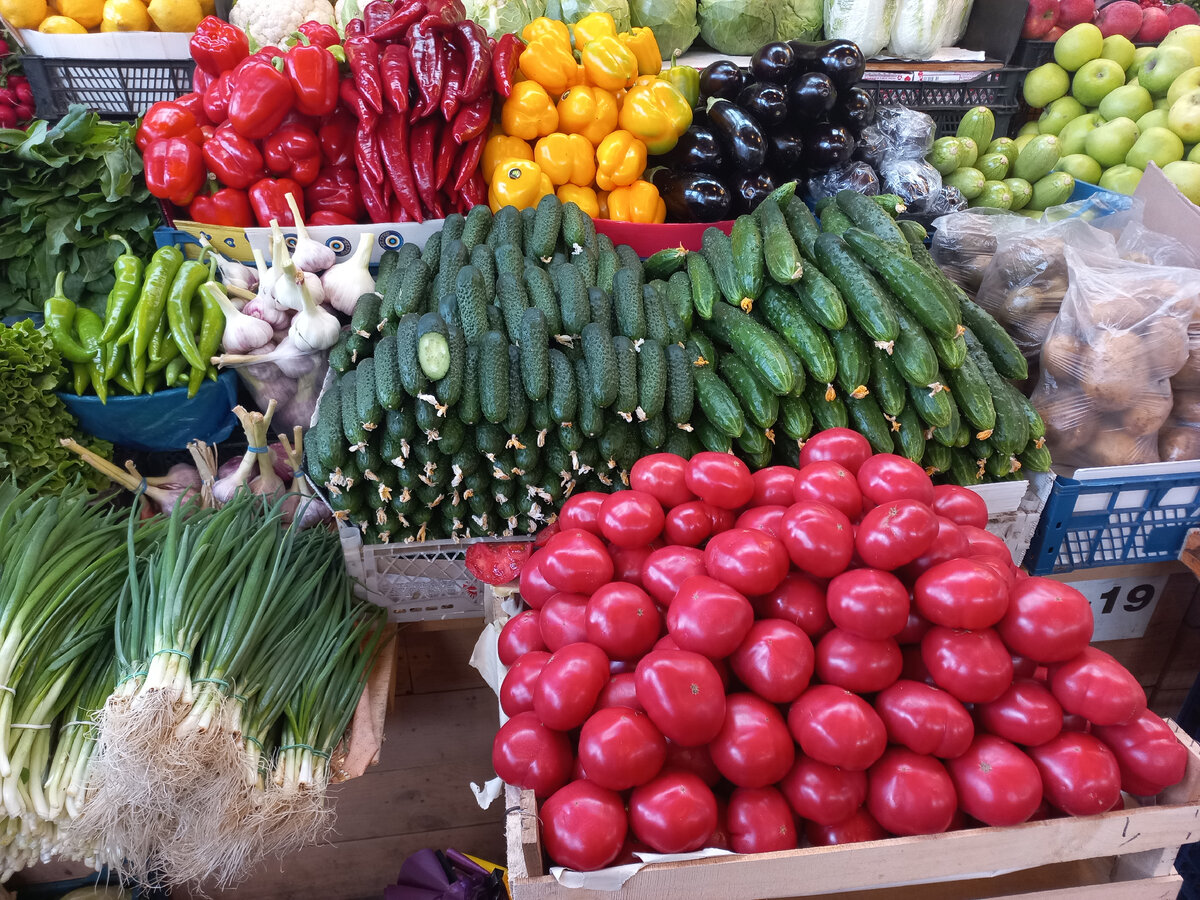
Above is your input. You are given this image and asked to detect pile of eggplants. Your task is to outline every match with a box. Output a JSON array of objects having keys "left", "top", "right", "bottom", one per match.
[{"left": 648, "top": 38, "right": 876, "bottom": 222}]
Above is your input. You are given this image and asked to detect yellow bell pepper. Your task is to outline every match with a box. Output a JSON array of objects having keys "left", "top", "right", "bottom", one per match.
[
  {"left": 483, "top": 134, "right": 534, "bottom": 185},
  {"left": 581, "top": 35, "right": 638, "bottom": 93},
  {"left": 571, "top": 11, "right": 616, "bottom": 50},
  {"left": 595, "top": 130, "right": 647, "bottom": 192},
  {"left": 607, "top": 180, "right": 666, "bottom": 223},
  {"left": 557, "top": 85, "right": 619, "bottom": 147},
  {"left": 597, "top": 190, "right": 609, "bottom": 218},
  {"left": 557, "top": 184, "right": 601, "bottom": 219},
  {"left": 618, "top": 80, "right": 693, "bottom": 155},
  {"left": 619, "top": 27, "right": 662, "bottom": 76},
  {"left": 534, "top": 132, "right": 597, "bottom": 187},
  {"left": 501, "top": 81, "right": 559, "bottom": 141},
  {"left": 519, "top": 35, "right": 580, "bottom": 95},
  {"left": 522, "top": 16, "right": 571, "bottom": 48},
  {"left": 489, "top": 159, "right": 555, "bottom": 213}
]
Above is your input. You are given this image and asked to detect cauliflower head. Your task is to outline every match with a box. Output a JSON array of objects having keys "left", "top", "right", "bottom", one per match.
[{"left": 230, "top": 0, "right": 335, "bottom": 48}]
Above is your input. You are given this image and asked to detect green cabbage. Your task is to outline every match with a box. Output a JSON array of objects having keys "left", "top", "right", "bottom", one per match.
[
  {"left": 545, "top": 0, "right": 632, "bottom": 32},
  {"left": 698, "top": 0, "right": 778, "bottom": 55},
  {"left": 464, "top": 0, "right": 546, "bottom": 38},
  {"left": 776, "top": 0, "right": 822, "bottom": 40},
  {"left": 629, "top": 0, "right": 701, "bottom": 58}
]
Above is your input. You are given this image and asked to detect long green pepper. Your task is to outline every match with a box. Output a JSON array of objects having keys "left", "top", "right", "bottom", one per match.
[
  {"left": 188, "top": 262, "right": 227, "bottom": 398},
  {"left": 167, "top": 258, "right": 213, "bottom": 371},
  {"left": 42, "top": 273, "right": 93, "bottom": 364},
  {"left": 128, "top": 245, "right": 184, "bottom": 379},
  {"left": 75, "top": 307, "right": 106, "bottom": 403},
  {"left": 98, "top": 236, "right": 144, "bottom": 343}
]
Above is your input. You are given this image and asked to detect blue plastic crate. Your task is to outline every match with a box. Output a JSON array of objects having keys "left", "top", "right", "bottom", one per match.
[{"left": 1025, "top": 462, "right": 1200, "bottom": 575}]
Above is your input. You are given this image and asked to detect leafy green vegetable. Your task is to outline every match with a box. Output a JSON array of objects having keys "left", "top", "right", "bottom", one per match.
[
  {"left": 0, "top": 106, "right": 158, "bottom": 319},
  {"left": 777, "top": 0, "right": 822, "bottom": 40},
  {"left": 464, "top": 0, "right": 548, "bottom": 37},
  {"left": 546, "top": 0, "right": 632, "bottom": 32},
  {"left": 697, "top": 0, "right": 778, "bottom": 54},
  {"left": 629, "top": 0, "right": 701, "bottom": 57},
  {"left": 0, "top": 318, "right": 112, "bottom": 492}
]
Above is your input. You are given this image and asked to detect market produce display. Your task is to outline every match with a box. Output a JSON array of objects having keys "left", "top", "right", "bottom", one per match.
[
  {"left": 1022, "top": 0, "right": 1199, "bottom": 43},
  {"left": 824, "top": 0, "right": 973, "bottom": 60},
  {"left": 491, "top": 439, "right": 1189, "bottom": 870},
  {"left": 0, "top": 34, "right": 32, "bottom": 129},
  {"left": 3, "top": 0, "right": 204, "bottom": 33}
]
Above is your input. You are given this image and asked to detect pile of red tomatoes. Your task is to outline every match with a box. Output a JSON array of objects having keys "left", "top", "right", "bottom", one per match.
[{"left": 491, "top": 429, "right": 1189, "bottom": 872}]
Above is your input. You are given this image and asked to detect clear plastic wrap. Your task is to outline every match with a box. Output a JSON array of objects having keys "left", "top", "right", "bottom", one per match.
[
  {"left": 1162, "top": 316, "right": 1200, "bottom": 461},
  {"left": 854, "top": 123, "right": 889, "bottom": 169},
  {"left": 880, "top": 157, "right": 942, "bottom": 206},
  {"left": 929, "top": 208, "right": 1035, "bottom": 293},
  {"left": 1031, "top": 247, "right": 1200, "bottom": 468},
  {"left": 912, "top": 184, "right": 967, "bottom": 218},
  {"left": 873, "top": 105, "right": 937, "bottom": 159},
  {"left": 806, "top": 162, "right": 880, "bottom": 202}
]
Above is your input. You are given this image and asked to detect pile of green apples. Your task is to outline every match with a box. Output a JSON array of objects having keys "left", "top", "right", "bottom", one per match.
[{"left": 1022, "top": 22, "right": 1200, "bottom": 202}]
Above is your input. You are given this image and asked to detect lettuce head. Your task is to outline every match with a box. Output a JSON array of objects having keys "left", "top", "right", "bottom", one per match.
[
  {"left": 545, "top": 0, "right": 632, "bottom": 32},
  {"left": 698, "top": 0, "right": 778, "bottom": 55},
  {"left": 629, "top": 0, "right": 701, "bottom": 58},
  {"left": 776, "top": 0, "right": 822, "bottom": 40},
  {"left": 464, "top": 0, "right": 547, "bottom": 38}
]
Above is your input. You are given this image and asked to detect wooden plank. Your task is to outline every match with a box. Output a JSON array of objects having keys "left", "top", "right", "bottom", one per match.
[
  {"left": 1093, "top": 573, "right": 1196, "bottom": 690},
  {"left": 403, "top": 625, "right": 486, "bottom": 693},
  {"left": 381, "top": 687, "right": 498, "bottom": 771}
]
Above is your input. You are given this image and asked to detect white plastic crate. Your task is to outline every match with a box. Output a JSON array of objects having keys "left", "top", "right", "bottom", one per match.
[{"left": 970, "top": 471, "right": 1056, "bottom": 563}]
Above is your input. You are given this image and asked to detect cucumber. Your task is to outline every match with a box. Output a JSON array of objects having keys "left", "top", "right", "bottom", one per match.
[
  {"left": 434, "top": 321, "right": 466, "bottom": 407},
  {"left": 777, "top": 393, "right": 813, "bottom": 441},
  {"left": 612, "top": 335, "right": 639, "bottom": 422},
  {"left": 461, "top": 204, "right": 493, "bottom": 250},
  {"left": 421, "top": 230, "right": 441, "bottom": 268},
  {"left": 930, "top": 329, "right": 968, "bottom": 371},
  {"left": 493, "top": 242, "right": 525, "bottom": 284},
  {"left": 574, "top": 242, "right": 598, "bottom": 289},
  {"left": 922, "top": 440, "right": 952, "bottom": 474},
  {"left": 659, "top": 283, "right": 688, "bottom": 344},
  {"left": 329, "top": 333, "right": 354, "bottom": 375},
  {"left": 519, "top": 308, "right": 550, "bottom": 401},
  {"left": 666, "top": 271, "right": 694, "bottom": 333},
  {"left": 897, "top": 220, "right": 928, "bottom": 246},
  {"left": 476, "top": 423, "right": 506, "bottom": 456},
  {"left": 907, "top": 379, "right": 954, "bottom": 429},
  {"left": 664, "top": 342, "right": 695, "bottom": 425},
  {"left": 470, "top": 242, "right": 496, "bottom": 300},
  {"left": 530, "top": 396, "right": 552, "bottom": 433},
  {"left": 701, "top": 301, "right": 794, "bottom": 395},
  {"left": 488, "top": 205, "right": 521, "bottom": 250},
  {"left": 835, "top": 190, "right": 910, "bottom": 257},
  {"left": 438, "top": 293, "right": 459, "bottom": 328},
  {"left": 506, "top": 345, "right": 529, "bottom": 436},
  {"left": 415, "top": 393, "right": 443, "bottom": 435},
  {"left": 756, "top": 285, "right": 838, "bottom": 385},
  {"left": 376, "top": 248, "right": 401, "bottom": 292},
  {"left": 870, "top": 346, "right": 907, "bottom": 417},
  {"left": 346, "top": 332, "right": 372, "bottom": 365},
  {"left": 701, "top": 227, "right": 741, "bottom": 309},
  {"left": 560, "top": 201, "right": 595, "bottom": 251},
  {"left": 596, "top": 234, "right": 619, "bottom": 293},
  {"left": 339, "top": 369, "right": 366, "bottom": 445},
  {"left": 783, "top": 195, "right": 822, "bottom": 259},
  {"left": 890, "top": 302, "right": 941, "bottom": 388},
  {"left": 525, "top": 267, "right": 563, "bottom": 335},
  {"left": 393, "top": 258, "right": 432, "bottom": 319},
  {"left": 613, "top": 266, "right": 647, "bottom": 340},
  {"left": 598, "top": 419, "right": 631, "bottom": 465},
  {"left": 688, "top": 339, "right": 745, "bottom": 437},
  {"left": 575, "top": 357, "right": 605, "bottom": 438},
  {"left": 530, "top": 194, "right": 563, "bottom": 261},
  {"left": 1019, "top": 442, "right": 1052, "bottom": 472},
  {"left": 846, "top": 393, "right": 893, "bottom": 453},
  {"left": 842, "top": 228, "right": 960, "bottom": 339},
  {"left": 615, "top": 244, "right": 642, "bottom": 273},
  {"left": 663, "top": 428, "right": 697, "bottom": 458},
  {"left": 960, "top": 299, "right": 1028, "bottom": 381},
  {"left": 1014, "top": 390, "right": 1046, "bottom": 442},
  {"left": 794, "top": 265, "right": 848, "bottom": 332},
  {"left": 416, "top": 312, "right": 450, "bottom": 380},
  {"left": 637, "top": 338, "right": 667, "bottom": 421},
  {"left": 311, "top": 378, "right": 348, "bottom": 469},
  {"left": 719, "top": 353, "right": 779, "bottom": 429},
  {"left": 554, "top": 262, "right": 590, "bottom": 335},
  {"left": 777, "top": 340, "right": 807, "bottom": 398},
  {"left": 687, "top": 251, "right": 719, "bottom": 320},
  {"left": 812, "top": 233, "right": 900, "bottom": 346},
  {"left": 693, "top": 416, "right": 735, "bottom": 453},
  {"left": 985, "top": 451, "right": 1016, "bottom": 479},
  {"left": 931, "top": 399, "right": 963, "bottom": 448},
  {"left": 643, "top": 283, "right": 670, "bottom": 343},
  {"left": 373, "top": 334, "right": 404, "bottom": 410},
  {"left": 820, "top": 206, "right": 853, "bottom": 235},
  {"left": 944, "top": 350, "right": 997, "bottom": 437},
  {"left": 971, "top": 341, "right": 1029, "bottom": 456},
  {"left": 478, "top": 331, "right": 509, "bottom": 425},
  {"left": 582, "top": 322, "right": 618, "bottom": 407},
  {"left": 754, "top": 196, "right": 804, "bottom": 284},
  {"left": 589, "top": 287, "right": 615, "bottom": 334},
  {"left": 454, "top": 264, "right": 489, "bottom": 343},
  {"left": 735, "top": 422, "right": 771, "bottom": 465},
  {"left": 547, "top": 348, "right": 577, "bottom": 424},
  {"left": 441, "top": 213, "right": 466, "bottom": 246},
  {"left": 497, "top": 271, "right": 529, "bottom": 344},
  {"left": 828, "top": 322, "right": 871, "bottom": 399},
  {"left": 805, "top": 379, "right": 849, "bottom": 430},
  {"left": 435, "top": 238, "right": 468, "bottom": 305},
  {"left": 396, "top": 313, "right": 427, "bottom": 398},
  {"left": 640, "top": 414, "right": 668, "bottom": 450},
  {"left": 644, "top": 246, "right": 689, "bottom": 281},
  {"left": 892, "top": 404, "right": 926, "bottom": 463},
  {"left": 731, "top": 216, "right": 765, "bottom": 308},
  {"left": 351, "top": 292, "right": 384, "bottom": 339}
]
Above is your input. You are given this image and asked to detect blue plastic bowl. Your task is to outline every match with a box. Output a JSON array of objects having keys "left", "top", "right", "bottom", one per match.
[{"left": 57, "top": 369, "right": 239, "bottom": 451}]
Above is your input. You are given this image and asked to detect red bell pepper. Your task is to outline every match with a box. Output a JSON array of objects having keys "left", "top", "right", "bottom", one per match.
[
  {"left": 297, "top": 21, "right": 341, "bottom": 49},
  {"left": 136, "top": 101, "right": 204, "bottom": 151},
  {"left": 263, "top": 124, "right": 322, "bottom": 186},
  {"left": 200, "top": 125, "right": 215, "bottom": 143},
  {"left": 379, "top": 110, "right": 422, "bottom": 223},
  {"left": 440, "top": 47, "right": 464, "bottom": 122},
  {"left": 284, "top": 39, "right": 340, "bottom": 118},
  {"left": 491, "top": 33, "right": 523, "bottom": 99},
  {"left": 228, "top": 59, "right": 294, "bottom": 141},
  {"left": 452, "top": 20, "right": 491, "bottom": 105},
  {"left": 345, "top": 17, "right": 365, "bottom": 36},
  {"left": 381, "top": 44, "right": 411, "bottom": 117},
  {"left": 190, "top": 16, "right": 250, "bottom": 76},
  {"left": 203, "top": 72, "right": 234, "bottom": 124},
  {"left": 143, "top": 138, "right": 206, "bottom": 207},
  {"left": 193, "top": 67, "right": 214, "bottom": 94},
  {"left": 369, "top": 0, "right": 426, "bottom": 41},
  {"left": 174, "top": 91, "right": 211, "bottom": 126},
  {"left": 344, "top": 35, "right": 383, "bottom": 115},
  {"left": 248, "top": 177, "right": 304, "bottom": 227},
  {"left": 305, "top": 164, "right": 364, "bottom": 221},
  {"left": 310, "top": 210, "right": 357, "bottom": 225},
  {"left": 450, "top": 93, "right": 490, "bottom": 145},
  {"left": 319, "top": 109, "right": 356, "bottom": 166},
  {"left": 202, "top": 125, "right": 264, "bottom": 189},
  {"left": 188, "top": 187, "right": 255, "bottom": 227}
]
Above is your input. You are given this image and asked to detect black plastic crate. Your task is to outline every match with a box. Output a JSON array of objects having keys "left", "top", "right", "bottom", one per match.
[
  {"left": 859, "top": 67, "right": 1025, "bottom": 138},
  {"left": 23, "top": 55, "right": 195, "bottom": 119},
  {"left": 1011, "top": 39, "right": 1056, "bottom": 68}
]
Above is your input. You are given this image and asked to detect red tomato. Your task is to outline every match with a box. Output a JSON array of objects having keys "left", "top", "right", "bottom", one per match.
[
  {"left": 1093, "top": 709, "right": 1189, "bottom": 795},
  {"left": 557, "top": 492, "right": 608, "bottom": 535},
  {"left": 584, "top": 583, "right": 662, "bottom": 660},
  {"left": 788, "top": 685, "right": 887, "bottom": 771},
  {"left": 641, "top": 546, "right": 707, "bottom": 606},
  {"left": 997, "top": 577, "right": 1094, "bottom": 665},
  {"left": 895, "top": 611, "right": 933, "bottom": 645},
  {"left": 707, "top": 504, "right": 737, "bottom": 532},
  {"left": 499, "top": 611, "right": 546, "bottom": 666},
  {"left": 635, "top": 650, "right": 727, "bottom": 747},
  {"left": 578, "top": 707, "right": 667, "bottom": 791},
  {"left": 826, "top": 568, "right": 910, "bottom": 639},
  {"left": 960, "top": 525, "right": 1011, "bottom": 564},
  {"left": 914, "top": 558, "right": 1010, "bottom": 631},
  {"left": 901, "top": 644, "right": 932, "bottom": 682},
  {"left": 780, "top": 502, "right": 855, "bottom": 578},
  {"left": 752, "top": 466, "right": 800, "bottom": 506},
  {"left": 465, "top": 541, "right": 531, "bottom": 585},
  {"left": 1047, "top": 647, "right": 1147, "bottom": 726},
  {"left": 628, "top": 770, "right": 718, "bottom": 854},
  {"left": 947, "top": 735, "right": 1042, "bottom": 826},
  {"left": 540, "top": 529, "right": 614, "bottom": 595},
  {"left": 595, "top": 673, "right": 643, "bottom": 712},
  {"left": 1011, "top": 655, "right": 1040, "bottom": 679},
  {"left": 533, "top": 642, "right": 611, "bottom": 731},
  {"left": 780, "top": 755, "right": 868, "bottom": 826},
  {"left": 816, "top": 628, "right": 903, "bottom": 694},
  {"left": 686, "top": 452, "right": 754, "bottom": 509},
  {"left": 867, "top": 748, "right": 957, "bottom": 836},
  {"left": 976, "top": 679, "right": 1063, "bottom": 747},
  {"left": 519, "top": 552, "right": 559, "bottom": 609},
  {"left": 631, "top": 454, "right": 695, "bottom": 508},
  {"left": 500, "top": 650, "right": 551, "bottom": 717},
  {"left": 793, "top": 461, "right": 863, "bottom": 520},
  {"left": 799, "top": 428, "right": 873, "bottom": 474},
  {"left": 804, "top": 808, "right": 888, "bottom": 845},
  {"left": 667, "top": 575, "right": 754, "bottom": 659},
  {"left": 609, "top": 543, "right": 655, "bottom": 588},
  {"left": 734, "top": 504, "right": 787, "bottom": 537},
  {"left": 727, "top": 786, "right": 798, "bottom": 853},
  {"left": 663, "top": 501, "right": 715, "bottom": 546},
  {"left": 932, "top": 484, "right": 989, "bottom": 529},
  {"left": 729, "top": 619, "right": 815, "bottom": 704},
  {"left": 600, "top": 491, "right": 666, "bottom": 548},
  {"left": 899, "top": 517, "right": 971, "bottom": 581},
  {"left": 1027, "top": 732, "right": 1122, "bottom": 817},
  {"left": 540, "top": 780, "right": 627, "bottom": 870},
  {"left": 752, "top": 572, "right": 830, "bottom": 638},
  {"left": 922, "top": 626, "right": 1014, "bottom": 704},
  {"left": 856, "top": 499, "right": 938, "bottom": 571},
  {"left": 664, "top": 741, "right": 723, "bottom": 787},
  {"left": 857, "top": 453, "right": 935, "bottom": 506},
  {"left": 875, "top": 680, "right": 974, "bottom": 758},
  {"left": 709, "top": 693, "right": 796, "bottom": 788},
  {"left": 492, "top": 711, "right": 574, "bottom": 799},
  {"left": 704, "top": 528, "right": 790, "bottom": 596},
  {"left": 539, "top": 592, "right": 589, "bottom": 651}
]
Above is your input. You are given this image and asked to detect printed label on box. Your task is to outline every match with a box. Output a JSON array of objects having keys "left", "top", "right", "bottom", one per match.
[{"left": 1065, "top": 575, "right": 1169, "bottom": 641}]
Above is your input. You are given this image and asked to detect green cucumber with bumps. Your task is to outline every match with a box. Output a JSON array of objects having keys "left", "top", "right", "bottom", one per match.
[
  {"left": 581, "top": 322, "right": 618, "bottom": 407},
  {"left": 835, "top": 190, "right": 910, "bottom": 257},
  {"left": 846, "top": 393, "right": 893, "bottom": 453},
  {"left": 687, "top": 251, "right": 719, "bottom": 320},
  {"left": 701, "top": 301, "right": 794, "bottom": 395},
  {"left": 688, "top": 338, "right": 744, "bottom": 437},
  {"left": 434, "top": 322, "right": 466, "bottom": 407},
  {"left": 396, "top": 313, "right": 428, "bottom": 398},
  {"left": 613, "top": 266, "right": 646, "bottom": 340},
  {"left": 637, "top": 338, "right": 667, "bottom": 421},
  {"left": 757, "top": 285, "right": 837, "bottom": 384},
  {"left": 554, "top": 262, "right": 590, "bottom": 334},
  {"left": 478, "top": 331, "right": 509, "bottom": 424},
  {"left": 547, "top": 348, "right": 577, "bottom": 424},
  {"left": 664, "top": 342, "right": 695, "bottom": 425},
  {"left": 754, "top": 196, "right": 804, "bottom": 284},
  {"left": 416, "top": 312, "right": 451, "bottom": 380},
  {"left": 812, "top": 232, "right": 900, "bottom": 345},
  {"left": 525, "top": 266, "right": 563, "bottom": 335},
  {"left": 719, "top": 353, "right": 778, "bottom": 429},
  {"left": 520, "top": 307, "right": 550, "bottom": 401}
]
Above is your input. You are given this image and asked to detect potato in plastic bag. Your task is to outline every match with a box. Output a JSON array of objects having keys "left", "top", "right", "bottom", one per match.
[{"left": 929, "top": 208, "right": 1034, "bottom": 293}]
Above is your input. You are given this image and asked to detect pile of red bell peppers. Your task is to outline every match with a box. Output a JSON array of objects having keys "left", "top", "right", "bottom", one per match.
[{"left": 139, "top": 9, "right": 522, "bottom": 229}]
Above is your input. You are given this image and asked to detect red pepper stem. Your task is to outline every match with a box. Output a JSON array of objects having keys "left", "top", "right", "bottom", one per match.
[{"left": 271, "top": 56, "right": 285, "bottom": 71}]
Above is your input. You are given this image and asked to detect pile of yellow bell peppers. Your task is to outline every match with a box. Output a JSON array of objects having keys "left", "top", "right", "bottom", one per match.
[{"left": 485, "top": 14, "right": 694, "bottom": 225}]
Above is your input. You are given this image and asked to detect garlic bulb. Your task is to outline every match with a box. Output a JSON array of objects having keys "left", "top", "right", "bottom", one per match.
[
  {"left": 200, "top": 236, "right": 257, "bottom": 292},
  {"left": 213, "top": 284, "right": 275, "bottom": 354},
  {"left": 243, "top": 249, "right": 291, "bottom": 329},
  {"left": 320, "top": 237, "right": 376, "bottom": 315},
  {"left": 288, "top": 257, "right": 341, "bottom": 351},
  {"left": 286, "top": 192, "right": 337, "bottom": 273}
]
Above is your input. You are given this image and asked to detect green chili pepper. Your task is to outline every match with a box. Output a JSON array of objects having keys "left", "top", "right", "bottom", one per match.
[
  {"left": 131, "top": 245, "right": 185, "bottom": 385},
  {"left": 113, "top": 369, "right": 137, "bottom": 394},
  {"left": 75, "top": 307, "right": 107, "bottom": 404},
  {"left": 42, "top": 273, "right": 93, "bottom": 364},
  {"left": 166, "top": 259, "right": 211, "bottom": 371},
  {"left": 104, "top": 341, "right": 126, "bottom": 381},
  {"left": 144, "top": 368, "right": 164, "bottom": 394},
  {"left": 99, "top": 236, "right": 145, "bottom": 343},
  {"left": 148, "top": 314, "right": 179, "bottom": 373},
  {"left": 662, "top": 54, "right": 700, "bottom": 109},
  {"left": 165, "top": 354, "right": 190, "bottom": 389},
  {"left": 188, "top": 263, "right": 228, "bottom": 398},
  {"left": 71, "top": 361, "right": 89, "bottom": 396}
]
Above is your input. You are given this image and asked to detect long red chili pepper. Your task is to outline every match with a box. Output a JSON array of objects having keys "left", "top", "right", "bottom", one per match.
[
  {"left": 410, "top": 117, "right": 439, "bottom": 215},
  {"left": 344, "top": 35, "right": 384, "bottom": 115},
  {"left": 491, "top": 33, "right": 523, "bottom": 99},
  {"left": 379, "top": 110, "right": 424, "bottom": 223},
  {"left": 408, "top": 20, "right": 443, "bottom": 121},
  {"left": 452, "top": 20, "right": 491, "bottom": 105},
  {"left": 381, "top": 45, "right": 411, "bottom": 117},
  {"left": 450, "top": 93, "right": 491, "bottom": 145},
  {"left": 440, "top": 48, "right": 464, "bottom": 122},
  {"left": 370, "top": 0, "right": 427, "bottom": 41},
  {"left": 451, "top": 131, "right": 485, "bottom": 193},
  {"left": 435, "top": 126, "right": 458, "bottom": 191},
  {"left": 458, "top": 169, "right": 486, "bottom": 210}
]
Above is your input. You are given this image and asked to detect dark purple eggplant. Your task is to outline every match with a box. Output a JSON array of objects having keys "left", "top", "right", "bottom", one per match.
[
  {"left": 700, "top": 60, "right": 744, "bottom": 101},
  {"left": 751, "top": 41, "right": 797, "bottom": 84},
  {"left": 817, "top": 39, "right": 866, "bottom": 91},
  {"left": 835, "top": 86, "right": 877, "bottom": 130},
  {"left": 707, "top": 98, "right": 767, "bottom": 173},
  {"left": 805, "top": 122, "right": 856, "bottom": 170},
  {"left": 656, "top": 124, "right": 724, "bottom": 175},
  {"left": 767, "top": 126, "right": 805, "bottom": 172},
  {"left": 787, "top": 71, "right": 836, "bottom": 120},
  {"left": 732, "top": 172, "right": 776, "bottom": 216},
  {"left": 656, "top": 170, "right": 734, "bottom": 222},
  {"left": 737, "top": 82, "right": 788, "bottom": 128}
]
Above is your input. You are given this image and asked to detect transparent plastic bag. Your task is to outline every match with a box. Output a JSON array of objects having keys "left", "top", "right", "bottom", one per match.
[
  {"left": 1162, "top": 318, "right": 1200, "bottom": 461},
  {"left": 1116, "top": 223, "right": 1200, "bottom": 268},
  {"left": 806, "top": 162, "right": 880, "bottom": 202},
  {"left": 219, "top": 341, "right": 331, "bottom": 433},
  {"left": 880, "top": 157, "right": 942, "bottom": 207},
  {"left": 911, "top": 184, "right": 967, "bottom": 219},
  {"left": 854, "top": 123, "right": 889, "bottom": 169},
  {"left": 873, "top": 105, "right": 936, "bottom": 159},
  {"left": 929, "top": 208, "right": 1033, "bottom": 292}
]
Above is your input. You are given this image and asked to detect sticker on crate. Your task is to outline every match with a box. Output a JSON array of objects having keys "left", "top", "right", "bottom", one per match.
[{"left": 1059, "top": 575, "right": 1168, "bottom": 641}]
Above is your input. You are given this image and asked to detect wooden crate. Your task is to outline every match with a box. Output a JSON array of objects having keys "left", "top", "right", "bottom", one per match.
[{"left": 503, "top": 724, "right": 1200, "bottom": 900}]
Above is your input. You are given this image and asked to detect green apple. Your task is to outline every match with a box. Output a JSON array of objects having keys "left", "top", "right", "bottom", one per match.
[
  {"left": 1018, "top": 120, "right": 1041, "bottom": 137},
  {"left": 1099, "top": 164, "right": 1145, "bottom": 194},
  {"left": 1102, "top": 35, "right": 1136, "bottom": 73},
  {"left": 1058, "top": 111, "right": 1105, "bottom": 155},
  {"left": 1025, "top": 63, "right": 1071, "bottom": 108},
  {"left": 1055, "top": 23, "right": 1105, "bottom": 72},
  {"left": 1098, "top": 84, "right": 1153, "bottom": 122},
  {"left": 1167, "top": 67, "right": 1200, "bottom": 106},
  {"left": 1162, "top": 25, "right": 1200, "bottom": 67},
  {"left": 1128, "top": 46, "right": 1155, "bottom": 80},
  {"left": 1085, "top": 116, "right": 1141, "bottom": 167},
  {"left": 1169, "top": 88, "right": 1200, "bottom": 143},
  {"left": 1071, "top": 58, "right": 1126, "bottom": 108},
  {"left": 1140, "top": 46, "right": 1196, "bottom": 98},
  {"left": 1039, "top": 96, "right": 1088, "bottom": 135},
  {"left": 1126, "top": 126, "right": 1186, "bottom": 169},
  {"left": 1163, "top": 159, "right": 1200, "bottom": 203},
  {"left": 1056, "top": 153, "right": 1103, "bottom": 183},
  {"left": 1137, "top": 108, "right": 1170, "bottom": 131},
  {"left": 1190, "top": 143, "right": 1200, "bottom": 162}
]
